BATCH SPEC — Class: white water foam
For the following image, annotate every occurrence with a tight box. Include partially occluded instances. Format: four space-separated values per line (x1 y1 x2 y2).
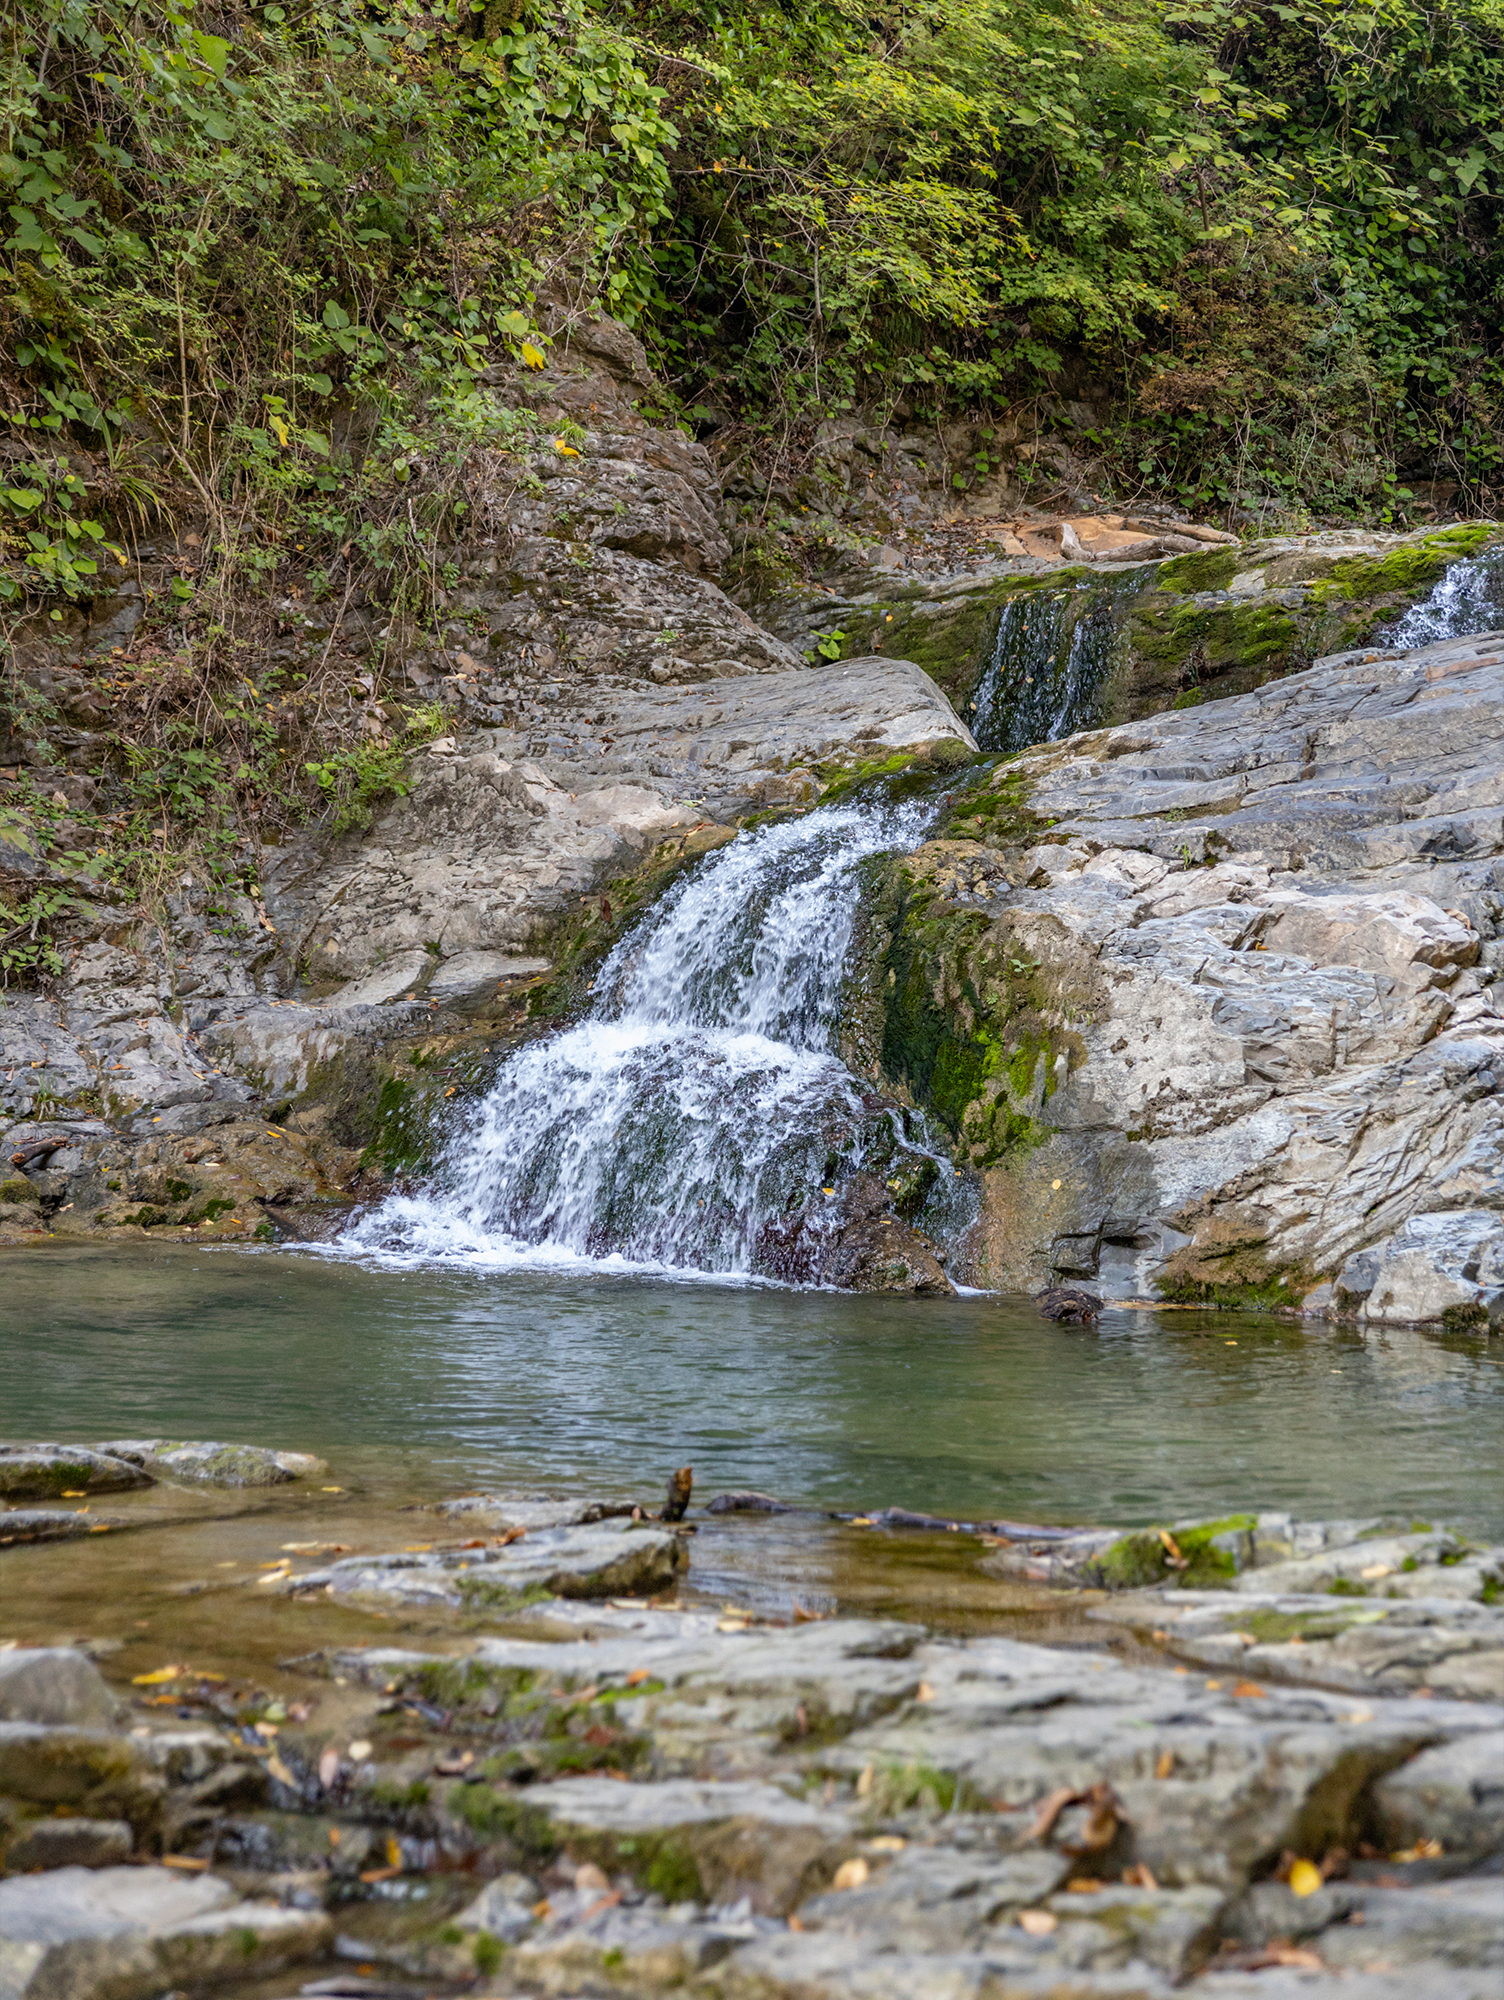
1381 548 1504 649
341 795 960 1280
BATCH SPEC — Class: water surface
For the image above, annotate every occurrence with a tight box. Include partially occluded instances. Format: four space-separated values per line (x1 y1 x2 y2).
4 1246 1499 1533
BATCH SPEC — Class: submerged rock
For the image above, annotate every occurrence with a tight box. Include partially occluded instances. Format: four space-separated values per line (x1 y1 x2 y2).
0 1508 125 1545
1033 1284 1103 1322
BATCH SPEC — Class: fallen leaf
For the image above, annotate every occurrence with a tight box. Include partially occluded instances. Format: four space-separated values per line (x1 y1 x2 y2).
867 1835 906 1852
1359 1563 1392 1580
625 1668 651 1687
1232 1680 1266 1698
855 1763 874 1797
359 1866 401 1884
347 1738 372 1761
1288 1858 1323 1897
787 1914 805 1932
1122 1861 1158 1890
385 1835 401 1868
1066 1877 1105 1893
266 1753 296 1786
520 341 546 368
131 1666 184 1685
1390 1836 1443 1861
1155 1750 1175 1780
832 1858 869 1890
915 1681 935 1702
1018 1909 1058 1936
160 1854 210 1871
1026 1785 1079 1842
318 1746 340 1789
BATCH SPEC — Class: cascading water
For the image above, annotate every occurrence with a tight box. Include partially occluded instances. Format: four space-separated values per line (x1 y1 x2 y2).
343 794 969 1281
1379 548 1504 647
966 581 1123 753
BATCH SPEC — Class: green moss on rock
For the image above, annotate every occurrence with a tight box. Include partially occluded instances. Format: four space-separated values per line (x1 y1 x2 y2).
1096 1515 1256 1590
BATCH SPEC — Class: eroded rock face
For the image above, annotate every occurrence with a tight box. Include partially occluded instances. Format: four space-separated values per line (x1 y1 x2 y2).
761 523 1503 725
849 624 1504 1314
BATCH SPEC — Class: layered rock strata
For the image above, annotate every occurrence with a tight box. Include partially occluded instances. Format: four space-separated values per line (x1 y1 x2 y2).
848 623 1504 1318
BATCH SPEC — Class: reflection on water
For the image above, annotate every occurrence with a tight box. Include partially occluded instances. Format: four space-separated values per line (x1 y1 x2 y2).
3 1246 1500 1533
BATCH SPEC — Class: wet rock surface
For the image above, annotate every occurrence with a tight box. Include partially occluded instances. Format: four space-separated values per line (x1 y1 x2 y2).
2 1464 1498 2000
852 622 1504 1306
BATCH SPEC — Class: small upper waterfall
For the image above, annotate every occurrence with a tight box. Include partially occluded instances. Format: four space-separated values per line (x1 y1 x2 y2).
967 582 1123 752
344 794 966 1280
1380 548 1504 648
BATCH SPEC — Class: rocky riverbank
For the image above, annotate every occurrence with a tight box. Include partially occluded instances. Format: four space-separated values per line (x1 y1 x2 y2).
1 311 1500 1308
1 1439 1500 1999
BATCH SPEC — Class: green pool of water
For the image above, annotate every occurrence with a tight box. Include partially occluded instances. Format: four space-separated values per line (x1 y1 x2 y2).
4 1245 1500 1533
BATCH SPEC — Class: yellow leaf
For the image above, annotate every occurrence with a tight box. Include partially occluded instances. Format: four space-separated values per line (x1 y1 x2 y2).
552 438 581 456
832 1858 869 1890
268 414 290 447
1288 1858 1322 1897
266 1754 296 1787
520 341 546 369
131 1666 183 1685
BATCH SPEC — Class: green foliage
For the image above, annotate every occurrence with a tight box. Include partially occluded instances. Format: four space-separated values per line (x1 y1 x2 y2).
305 702 446 830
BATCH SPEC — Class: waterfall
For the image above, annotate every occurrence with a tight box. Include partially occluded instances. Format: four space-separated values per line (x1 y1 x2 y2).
342 794 967 1281
1380 548 1504 648
967 583 1122 752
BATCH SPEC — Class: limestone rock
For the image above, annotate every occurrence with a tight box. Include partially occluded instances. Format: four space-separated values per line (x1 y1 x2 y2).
0 1649 122 1729
0 1510 126 1547
2 1816 132 1871
0 1864 329 2000
95 1440 328 1487
294 1518 687 1607
858 624 1504 1299
1370 1730 1504 1862
0 1446 150 1502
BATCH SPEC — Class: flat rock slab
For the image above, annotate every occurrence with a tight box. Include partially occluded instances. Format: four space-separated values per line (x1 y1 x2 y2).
432 1491 634 1531
0 1509 125 1547
0 1864 329 2000
0 1444 151 1500
95 1439 328 1487
296 1519 686 1607
592 656 978 779
1090 1588 1504 1702
519 1777 861 1915
1 1815 132 1870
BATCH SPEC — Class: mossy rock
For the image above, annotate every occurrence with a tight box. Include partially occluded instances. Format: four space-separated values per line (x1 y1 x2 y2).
1095 1515 1256 1590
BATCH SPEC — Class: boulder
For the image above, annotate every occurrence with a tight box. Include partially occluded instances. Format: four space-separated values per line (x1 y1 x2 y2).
0 1649 121 1729
1337 1210 1503 1327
